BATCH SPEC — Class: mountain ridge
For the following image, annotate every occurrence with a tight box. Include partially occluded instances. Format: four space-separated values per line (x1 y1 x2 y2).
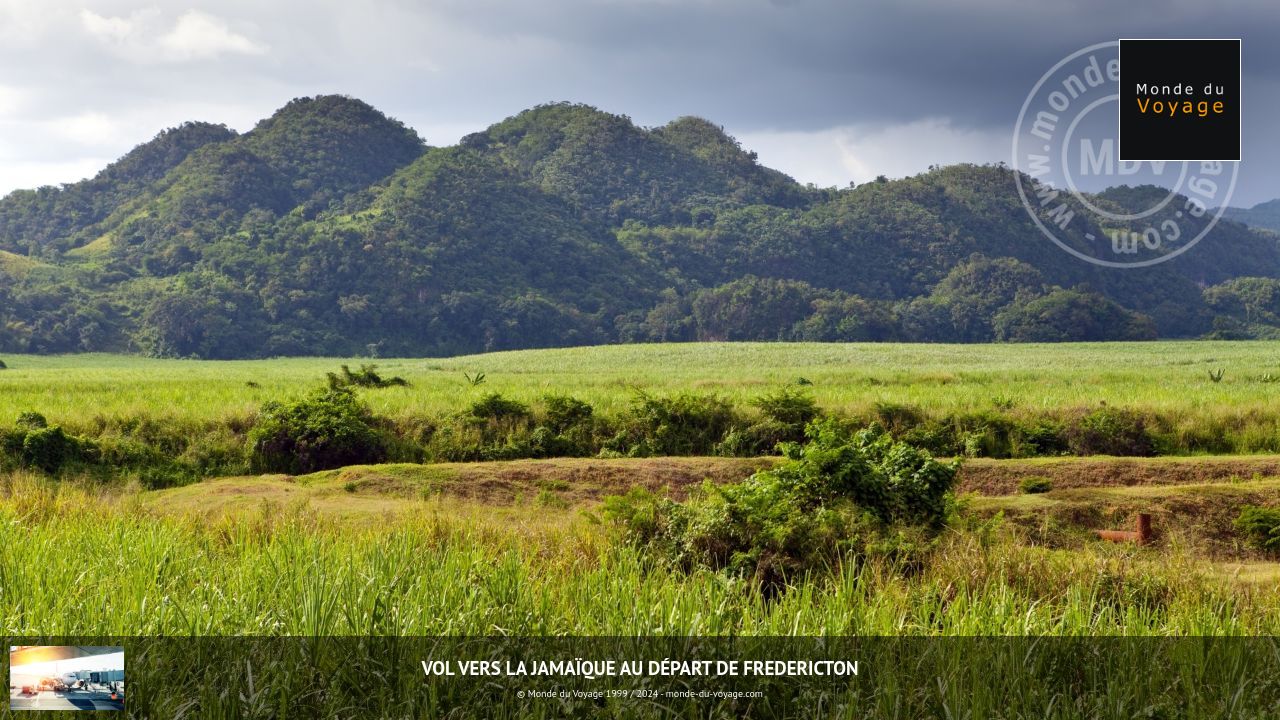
1 95 1278 357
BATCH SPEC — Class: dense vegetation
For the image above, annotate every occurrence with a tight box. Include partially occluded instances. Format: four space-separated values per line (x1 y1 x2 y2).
8 341 1280 488
4 96 1280 357
605 419 959 592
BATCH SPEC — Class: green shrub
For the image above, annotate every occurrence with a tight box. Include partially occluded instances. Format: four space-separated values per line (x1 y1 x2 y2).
0 427 24 464
0 359 7 369
249 389 390 474
872 401 925 433
752 387 819 427
716 419 796 457
1064 406 1155 456
468 393 531 422
21 426 94 474
16 411 47 430
717 387 822 455
607 392 740 457
542 395 593 433
1019 476 1053 494
1017 418 1068 456
326 364 408 390
1234 506 1280 555
604 420 959 592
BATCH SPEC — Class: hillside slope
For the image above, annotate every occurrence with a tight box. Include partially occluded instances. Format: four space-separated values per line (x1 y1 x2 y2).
2 97 1279 356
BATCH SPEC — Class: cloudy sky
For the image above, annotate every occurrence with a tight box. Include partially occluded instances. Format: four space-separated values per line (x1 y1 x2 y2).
1 0 1277 205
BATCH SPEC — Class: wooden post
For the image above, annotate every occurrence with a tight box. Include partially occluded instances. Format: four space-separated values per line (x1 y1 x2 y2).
1135 513 1152 545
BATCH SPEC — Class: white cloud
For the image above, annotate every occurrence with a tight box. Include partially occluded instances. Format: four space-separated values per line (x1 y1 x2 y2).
79 8 138 43
50 112 121 147
159 10 267 61
78 8 266 62
0 157 107 193
0 85 30 118
736 118 1011 188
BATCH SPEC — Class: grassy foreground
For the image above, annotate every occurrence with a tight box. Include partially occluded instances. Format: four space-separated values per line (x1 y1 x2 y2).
3 467 1278 638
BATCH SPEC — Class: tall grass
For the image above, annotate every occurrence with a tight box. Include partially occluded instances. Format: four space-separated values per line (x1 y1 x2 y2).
3 474 1276 638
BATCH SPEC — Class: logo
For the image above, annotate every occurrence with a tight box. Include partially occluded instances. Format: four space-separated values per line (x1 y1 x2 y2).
1012 41 1238 268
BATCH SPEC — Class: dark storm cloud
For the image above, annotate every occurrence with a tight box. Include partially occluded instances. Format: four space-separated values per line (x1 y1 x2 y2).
1 0 1276 203
407 0 1280 130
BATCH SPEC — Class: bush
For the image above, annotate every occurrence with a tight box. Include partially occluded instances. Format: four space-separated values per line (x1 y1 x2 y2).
718 387 822 455
0 359 7 369
1234 506 1280 555
716 419 796 457
468 393 531 422
16 411 47 430
21 426 95 474
872 402 925 434
1064 406 1155 456
326 364 408 390
249 389 390 474
752 387 819 428
542 395 593 434
608 392 740 457
604 420 959 592
1017 418 1068 456
1019 476 1053 494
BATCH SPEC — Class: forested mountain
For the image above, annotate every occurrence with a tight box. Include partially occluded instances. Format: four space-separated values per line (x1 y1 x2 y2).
1223 199 1280 234
2 96 1279 357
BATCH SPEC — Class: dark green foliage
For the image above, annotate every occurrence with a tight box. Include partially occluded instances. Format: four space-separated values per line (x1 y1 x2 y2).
0 359 6 369
608 392 740 457
1234 506 1280 555
753 387 819 428
719 387 821 456
7 418 90 476
5 96 1280 355
22 426 77 473
542 395 593 434
994 288 1158 342
873 402 925 434
1019 476 1053 494
604 420 958 591
468 393 531 422
16 411 47 430
1065 406 1156 457
926 255 1046 341
0 122 236 255
1203 278 1280 339
248 389 389 474
326 364 408 390
690 276 827 341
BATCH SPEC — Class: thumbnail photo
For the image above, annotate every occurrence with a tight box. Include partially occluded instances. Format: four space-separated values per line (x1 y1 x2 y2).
9 646 124 712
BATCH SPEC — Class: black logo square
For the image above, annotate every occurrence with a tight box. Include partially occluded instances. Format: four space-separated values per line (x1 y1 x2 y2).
1119 39 1240 161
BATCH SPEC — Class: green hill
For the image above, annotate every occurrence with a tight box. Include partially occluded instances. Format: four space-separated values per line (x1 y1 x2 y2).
0 121 236 255
2 96 1279 357
1222 199 1280 234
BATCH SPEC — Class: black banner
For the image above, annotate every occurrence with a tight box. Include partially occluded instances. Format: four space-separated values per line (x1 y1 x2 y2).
5 636 1280 718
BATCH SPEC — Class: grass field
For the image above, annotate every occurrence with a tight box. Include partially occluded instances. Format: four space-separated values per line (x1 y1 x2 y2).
3 341 1280 427
2 344 1279 643
3 465 1278 638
